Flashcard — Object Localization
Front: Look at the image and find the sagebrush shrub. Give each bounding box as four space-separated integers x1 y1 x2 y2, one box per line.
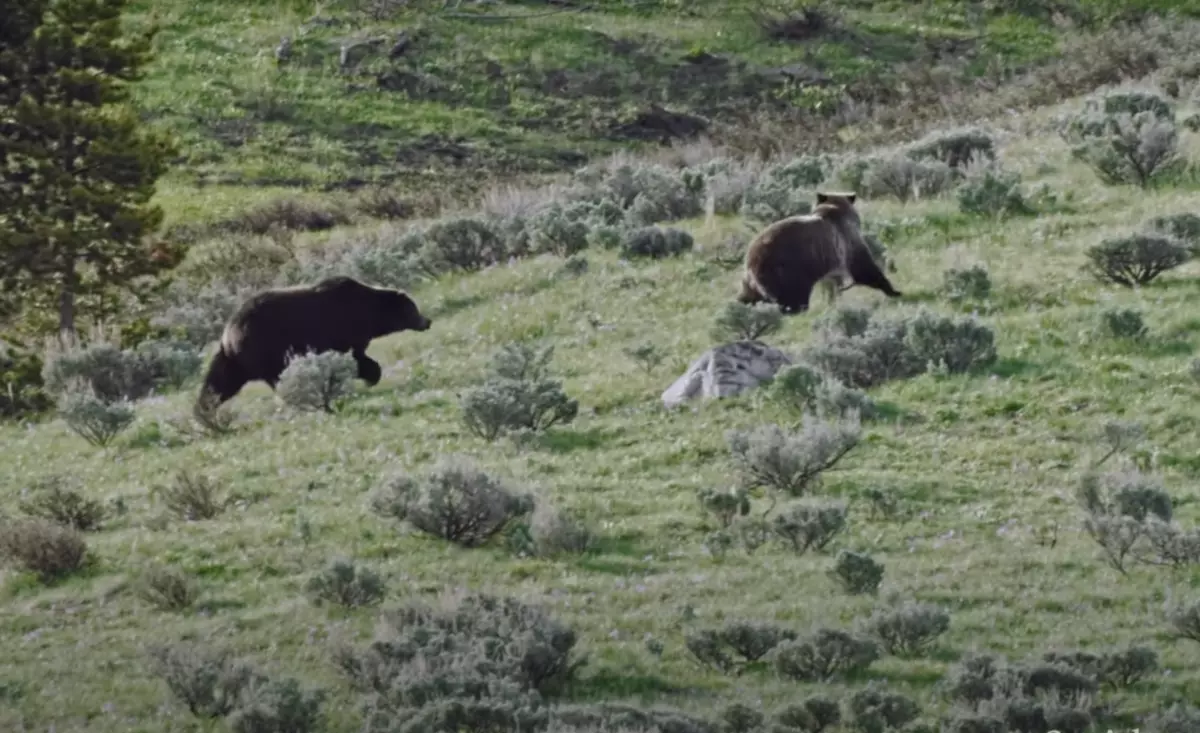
225 675 326 733
942 265 992 302
864 602 950 655
1139 517 1200 567
148 643 258 718
276 350 358 413
528 502 593 556
1147 703 1200 733
156 471 226 521
136 563 199 612
956 166 1033 217
720 703 763 733
1078 469 1173 521
697 487 751 528
726 416 862 497
460 342 578 441
0 518 89 582
844 683 921 733
1043 645 1158 688
771 628 880 681
42 338 201 403
771 502 847 554
830 549 884 594
861 155 955 202
1071 110 1183 187
416 215 508 274
623 342 665 373
527 202 591 257
1146 212 1200 254
230 196 350 235
1085 234 1190 286
801 316 923 389
56 381 135 447
369 456 533 548
1167 599 1200 643
905 126 996 169
711 302 783 342
305 557 386 608
335 591 581 715
18 477 106 531
686 621 798 673
903 308 998 374
773 697 841 733
1099 306 1148 339
619 226 694 259
769 362 878 420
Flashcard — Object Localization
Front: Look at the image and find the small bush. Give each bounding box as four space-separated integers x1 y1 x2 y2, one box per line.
42 338 201 403
1043 645 1157 688
1070 110 1183 188
1140 518 1200 567
1078 468 1172 521
1086 234 1190 286
830 550 884 594
1146 212 1200 254
225 675 326 733
18 477 106 531
1167 599 1200 643
56 381 135 447
956 166 1033 217
528 502 593 556
156 471 227 521
148 643 258 719
721 703 764 733
905 127 996 169
135 563 199 612
844 683 921 733
305 557 386 608
527 202 591 257
801 316 924 389
711 302 783 342
942 265 992 302
335 591 582 716
623 342 665 373
861 155 955 202
0 518 89 582
620 226 694 259
230 196 350 235
460 342 579 441
771 628 880 681
369 456 534 548
1147 703 1200 733
726 416 862 497
1099 306 1148 339
773 697 841 733
0 340 52 419
276 350 358 413
864 602 951 656
686 621 798 673
417 215 508 274
903 308 998 374
697 487 752 528
771 502 847 554
938 712 1006 733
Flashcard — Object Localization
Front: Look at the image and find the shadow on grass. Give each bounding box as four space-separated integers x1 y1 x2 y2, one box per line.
430 293 491 320
539 426 619 454
988 357 1039 379
574 533 654 576
566 667 683 702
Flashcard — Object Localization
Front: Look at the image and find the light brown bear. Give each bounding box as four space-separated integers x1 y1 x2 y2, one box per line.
736 192 901 314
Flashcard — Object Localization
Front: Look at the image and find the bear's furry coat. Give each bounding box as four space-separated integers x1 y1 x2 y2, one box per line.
737 192 901 314
195 275 431 413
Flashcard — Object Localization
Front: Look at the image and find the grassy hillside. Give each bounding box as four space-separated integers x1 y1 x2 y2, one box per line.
130 0 1200 227
7 1 1200 732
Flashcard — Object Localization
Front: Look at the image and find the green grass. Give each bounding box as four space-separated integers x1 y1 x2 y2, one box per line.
124 0 1198 228
5 86 1200 729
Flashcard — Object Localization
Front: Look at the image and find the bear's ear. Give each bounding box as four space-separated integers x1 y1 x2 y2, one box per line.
816 192 829 205
846 193 856 205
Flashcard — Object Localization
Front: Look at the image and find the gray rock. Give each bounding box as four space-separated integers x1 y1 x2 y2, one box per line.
661 340 792 409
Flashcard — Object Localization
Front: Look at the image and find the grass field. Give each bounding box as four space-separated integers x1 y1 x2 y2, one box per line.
5 1 1200 732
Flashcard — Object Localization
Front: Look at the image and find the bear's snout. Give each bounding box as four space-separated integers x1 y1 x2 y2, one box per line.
417 316 432 331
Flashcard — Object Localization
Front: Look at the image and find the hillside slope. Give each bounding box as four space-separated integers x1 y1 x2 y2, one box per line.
5 83 1200 730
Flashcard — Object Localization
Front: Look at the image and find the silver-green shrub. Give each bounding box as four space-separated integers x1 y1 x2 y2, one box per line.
276 350 358 413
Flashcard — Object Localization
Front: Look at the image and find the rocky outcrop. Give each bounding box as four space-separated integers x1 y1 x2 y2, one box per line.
661 340 792 409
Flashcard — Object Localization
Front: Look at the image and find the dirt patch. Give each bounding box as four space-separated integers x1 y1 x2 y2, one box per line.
608 104 709 144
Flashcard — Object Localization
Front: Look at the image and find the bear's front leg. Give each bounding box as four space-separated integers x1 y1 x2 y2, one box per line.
352 347 383 386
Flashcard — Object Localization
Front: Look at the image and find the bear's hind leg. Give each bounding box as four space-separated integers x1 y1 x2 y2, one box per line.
776 280 815 315
353 347 383 386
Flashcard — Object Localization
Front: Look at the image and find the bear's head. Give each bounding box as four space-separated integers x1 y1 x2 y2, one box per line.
815 191 862 230
377 289 432 335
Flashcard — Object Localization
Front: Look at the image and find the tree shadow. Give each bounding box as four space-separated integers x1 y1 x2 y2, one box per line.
430 293 490 319
573 534 654 576
538 426 618 454
988 357 1038 379
566 667 683 702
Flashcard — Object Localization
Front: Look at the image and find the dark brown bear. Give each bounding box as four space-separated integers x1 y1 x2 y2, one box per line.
737 192 901 314
194 275 431 412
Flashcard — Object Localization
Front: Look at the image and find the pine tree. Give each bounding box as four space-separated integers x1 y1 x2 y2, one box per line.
0 0 180 338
